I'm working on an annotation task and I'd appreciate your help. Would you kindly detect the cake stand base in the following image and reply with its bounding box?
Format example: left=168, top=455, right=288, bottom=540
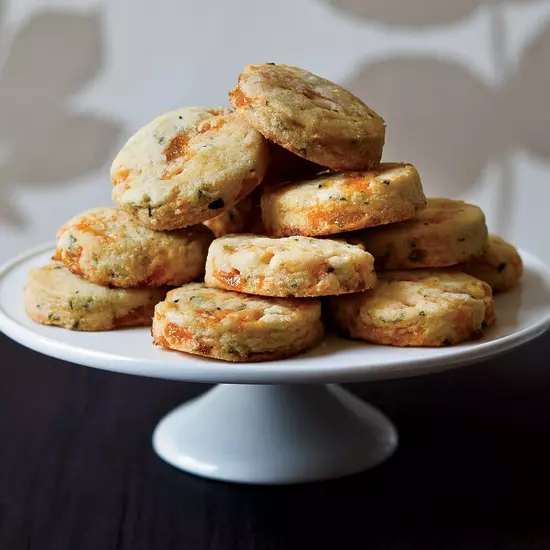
left=152, top=384, right=398, bottom=484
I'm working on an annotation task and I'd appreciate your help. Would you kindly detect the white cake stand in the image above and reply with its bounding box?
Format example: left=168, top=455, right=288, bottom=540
left=1, top=244, right=550, bottom=484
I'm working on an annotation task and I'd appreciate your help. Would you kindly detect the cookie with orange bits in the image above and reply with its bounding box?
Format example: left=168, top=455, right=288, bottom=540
left=203, top=189, right=265, bottom=237
left=204, top=234, right=376, bottom=297
left=261, top=163, right=426, bottom=237
left=55, top=207, right=213, bottom=287
left=354, top=198, right=488, bottom=269
left=460, top=234, right=523, bottom=293
left=229, top=64, right=385, bottom=171
left=152, top=283, right=324, bottom=362
left=25, top=262, right=165, bottom=331
left=111, top=107, right=269, bottom=230
left=328, top=270, right=495, bottom=347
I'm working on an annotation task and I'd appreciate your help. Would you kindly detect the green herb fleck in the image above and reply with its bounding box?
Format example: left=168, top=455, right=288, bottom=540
left=299, top=147, right=307, bottom=156
left=408, top=251, right=420, bottom=263
left=418, top=311, right=425, bottom=316
left=147, top=206, right=152, bottom=217
left=48, top=313, right=60, bottom=322
left=382, top=180, right=390, bottom=185
left=317, top=184, right=323, bottom=189
left=173, top=299, right=179, bottom=303
left=67, top=234, right=77, bottom=249
left=72, top=320, right=80, bottom=330
left=443, top=338, right=452, bottom=346
left=338, top=197, right=347, bottom=201
left=190, top=295, right=207, bottom=306
left=351, top=139, right=358, bottom=145
left=327, top=266, right=335, bottom=273
left=290, top=280, right=299, bottom=289
left=158, top=136, right=165, bottom=144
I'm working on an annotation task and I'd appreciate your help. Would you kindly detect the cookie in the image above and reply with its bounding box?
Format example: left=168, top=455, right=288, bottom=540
left=203, top=190, right=265, bottom=237
left=111, top=107, right=269, bottom=230
left=152, top=283, right=324, bottom=362
left=460, top=234, right=523, bottom=293
left=204, top=234, right=376, bottom=297
left=353, top=198, right=488, bottom=269
left=55, top=206, right=213, bottom=287
left=328, top=270, right=495, bottom=347
left=229, top=64, right=385, bottom=170
left=24, top=262, right=165, bottom=331
left=261, top=163, right=426, bottom=237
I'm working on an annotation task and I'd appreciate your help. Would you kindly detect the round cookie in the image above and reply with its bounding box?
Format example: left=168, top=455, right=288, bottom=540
left=261, top=163, right=426, bottom=237
left=460, top=234, right=523, bottom=293
left=203, top=190, right=265, bottom=237
left=111, top=107, right=269, bottom=230
left=354, top=198, right=488, bottom=269
left=152, top=283, right=324, bottom=362
left=24, top=262, right=165, bottom=331
left=328, top=270, right=495, bottom=347
left=55, top=206, right=213, bottom=287
left=229, top=64, right=386, bottom=171
left=204, top=234, right=376, bottom=297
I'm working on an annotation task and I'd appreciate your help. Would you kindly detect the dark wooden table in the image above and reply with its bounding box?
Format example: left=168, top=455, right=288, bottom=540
left=1, top=330, right=550, bottom=550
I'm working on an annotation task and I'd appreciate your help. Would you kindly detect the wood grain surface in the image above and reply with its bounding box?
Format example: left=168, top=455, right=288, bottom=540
left=1, top=331, right=550, bottom=550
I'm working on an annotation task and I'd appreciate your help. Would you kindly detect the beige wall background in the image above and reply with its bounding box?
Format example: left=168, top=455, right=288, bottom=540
left=0, top=0, right=549, bottom=261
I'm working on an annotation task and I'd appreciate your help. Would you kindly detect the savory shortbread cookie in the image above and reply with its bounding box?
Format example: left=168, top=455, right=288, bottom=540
left=55, top=207, right=213, bottom=287
left=460, top=234, right=523, bottom=293
left=203, top=189, right=265, bottom=237
left=354, top=198, right=488, bottom=269
left=24, top=262, right=165, bottom=331
left=152, top=283, right=324, bottom=362
left=204, top=234, right=376, bottom=297
left=328, top=270, right=495, bottom=347
left=229, top=64, right=386, bottom=170
left=111, top=107, right=269, bottom=230
left=261, top=163, right=426, bottom=237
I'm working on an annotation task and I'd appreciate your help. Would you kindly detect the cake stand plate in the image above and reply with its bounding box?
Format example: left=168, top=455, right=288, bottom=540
left=1, top=244, right=549, bottom=484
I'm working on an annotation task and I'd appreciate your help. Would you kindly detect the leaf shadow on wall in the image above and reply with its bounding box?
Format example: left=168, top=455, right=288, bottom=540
left=346, top=57, right=497, bottom=197
left=0, top=9, right=121, bottom=226
left=346, top=21, right=550, bottom=201
left=324, top=0, right=535, bottom=27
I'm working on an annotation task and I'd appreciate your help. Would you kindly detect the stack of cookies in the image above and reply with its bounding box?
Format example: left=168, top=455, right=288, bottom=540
left=25, top=63, right=524, bottom=362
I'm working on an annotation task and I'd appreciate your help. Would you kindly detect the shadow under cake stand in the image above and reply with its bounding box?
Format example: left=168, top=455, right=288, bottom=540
left=1, top=244, right=549, bottom=484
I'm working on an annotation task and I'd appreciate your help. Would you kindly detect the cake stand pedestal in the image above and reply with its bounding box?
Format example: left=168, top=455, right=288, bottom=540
left=153, top=383, right=397, bottom=484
